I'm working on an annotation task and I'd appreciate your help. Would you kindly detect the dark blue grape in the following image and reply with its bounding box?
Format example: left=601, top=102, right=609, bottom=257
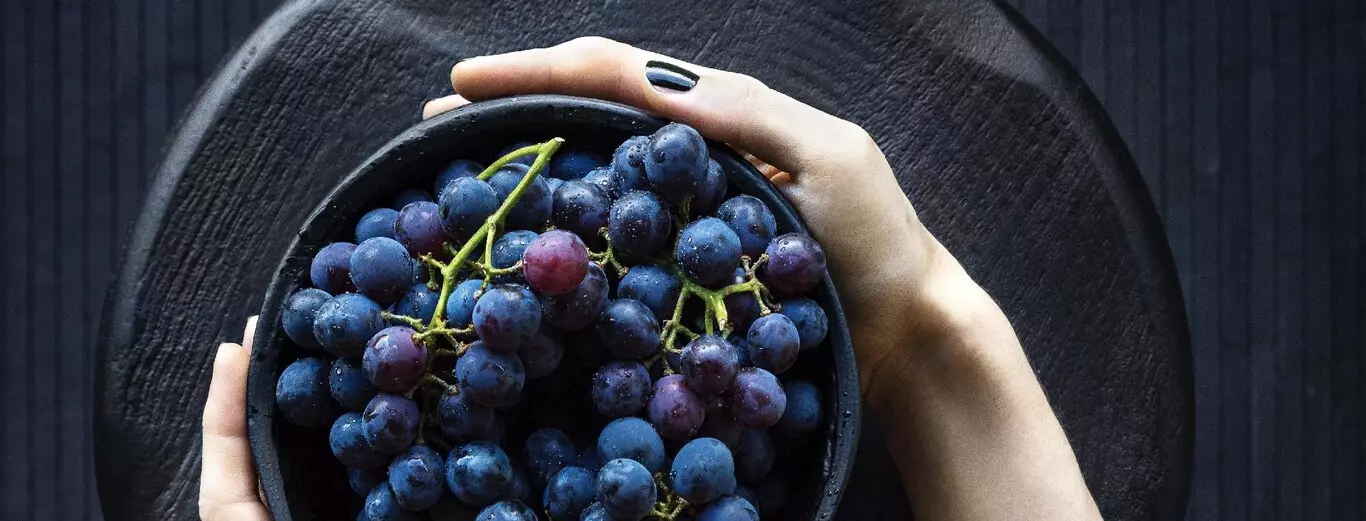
left=310, top=242, right=357, bottom=294
left=775, top=380, right=822, bottom=435
left=675, top=218, right=742, bottom=286
left=690, top=159, right=728, bottom=216
left=525, top=428, right=576, bottom=486
left=582, top=166, right=619, bottom=199
left=597, top=458, right=657, bottom=520
left=545, top=177, right=565, bottom=196
left=699, top=406, right=745, bottom=451
left=725, top=368, right=786, bottom=428
left=753, top=475, right=788, bottom=514
left=282, top=288, right=329, bottom=349
left=518, top=323, right=564, bottom=379
left=476, top=500, right=536, bottom=521
left=733, top=428, right=775, bottom=483
left=551, top=149, right=607, bottom=179
left=352, top=237, right=416, bottom=305
left=745, top=314, right=800, bottom=374
left=716, top=195, right=777, bottom=259
left=543, top=466, right=595, bottom=521
left=357, top=208, right=400, bottom=243
left=616, top=265, right=681, bottom=320
left=473, top=285, right=542, bottom=350
left=275, top=357, right=338, bottom=427
left=437, top=159, right=484, bottom=195
left=522, top=230, right=589, bottom=296
left=393, top=189, right=433, bottom=210
left=540, top=262, right=608, bottom=331
left=680, top=335, right=741, bottom=396
left=778, top=297, right=828, bottom=350
left=362, top=326, right=426, bottom=392
left=608, top=191, right=671, bottom=258
left=698, top=495, right=759, bottom=521
left=644, top=123, right=708, bottom=199
left=456, top=341, right=526, bottom=408
left=438, top=176, right=500, bottom=242
left=391, top=283, right=439, bottom=323
left=596, top=417, right=666, bottom=473
left=551, top=180, right=611, bottom=248
left=670, top=437, right=737, bottom=504
left=497, top=141, right=536, bottom=166
left=591, top=361, right=651, bottom=417
left=761, top=233, right=826, bottom=295
left=349, top=467, right=386, bottom=497
left=445, top=279, right=485, bottom=328
left=491, top=230, right=538, bottom=284
left=437, top=391, right=495, bottom=443
left=580, top=502, right=610, bottom=521
left=331, top=357, right=380, bottom=411
left=395, top=201, right=449, bottom=257
left=610, top=135, right=649, bottom=194
left=722, top=269, right=759, bottom=331
left=489, top=165, right=553, bottom=230
left=313, top=293, right=385, bottom=358
left=388, top=445, right=446, bottom=510
left=647, top=374, right=705, bottom=441
left=330, top=412, right=389, bottom=470
left=365, top=483, right=420, bottom=521
left=446, top=441, right=515, bottom=507
left=361, top=393, right=419, bottom=454
left=597, top=299, right=661, bottom=360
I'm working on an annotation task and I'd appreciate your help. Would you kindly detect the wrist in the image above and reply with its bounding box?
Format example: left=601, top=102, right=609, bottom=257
left=856, top=240, right=1021, bottom=415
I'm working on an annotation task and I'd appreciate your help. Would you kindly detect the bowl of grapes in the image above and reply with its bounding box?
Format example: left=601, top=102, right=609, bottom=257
left=247, top=94, right=860, bottom=521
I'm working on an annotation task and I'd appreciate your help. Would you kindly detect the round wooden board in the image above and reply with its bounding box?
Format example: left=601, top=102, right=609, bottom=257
left=95, top=0, right=1192, bottom=519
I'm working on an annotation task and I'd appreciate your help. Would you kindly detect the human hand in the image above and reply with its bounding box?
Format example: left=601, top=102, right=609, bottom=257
left=199, top=316, right=271, bottom=521
left=424, top=39, right=1100, bottom=521
left=422, top=37, right=985, bottom=401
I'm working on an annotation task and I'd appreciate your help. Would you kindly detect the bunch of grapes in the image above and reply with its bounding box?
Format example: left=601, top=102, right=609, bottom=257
left=275, top=123, right=831, bottom=521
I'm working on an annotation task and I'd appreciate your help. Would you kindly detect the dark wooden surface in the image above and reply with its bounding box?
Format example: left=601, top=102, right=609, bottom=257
left=91, top=0, right=1190, bottom=520
left=0, top=0, right=1359, bottom=521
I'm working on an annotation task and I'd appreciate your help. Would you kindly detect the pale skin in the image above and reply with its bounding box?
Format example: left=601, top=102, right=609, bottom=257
left=200, top=37, right=1102, bottom=521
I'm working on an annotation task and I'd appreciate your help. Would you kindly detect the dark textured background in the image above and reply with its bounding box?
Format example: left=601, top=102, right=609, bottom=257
left=0, top=0, right=1360, bottom=520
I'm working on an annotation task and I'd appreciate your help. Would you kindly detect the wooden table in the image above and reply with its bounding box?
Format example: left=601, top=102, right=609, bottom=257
left=94, top=0, right=1192, bottom=519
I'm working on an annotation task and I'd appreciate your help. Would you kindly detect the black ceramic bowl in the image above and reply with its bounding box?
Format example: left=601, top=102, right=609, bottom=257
left=247, top=95, right=860, bottom=521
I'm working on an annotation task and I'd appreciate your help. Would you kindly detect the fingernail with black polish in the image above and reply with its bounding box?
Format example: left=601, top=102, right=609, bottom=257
left=646, top=60, right=699, bottom=92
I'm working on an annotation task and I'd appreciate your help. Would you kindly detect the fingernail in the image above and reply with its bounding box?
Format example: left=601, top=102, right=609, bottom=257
left=645, top=60, right=699, bottom=92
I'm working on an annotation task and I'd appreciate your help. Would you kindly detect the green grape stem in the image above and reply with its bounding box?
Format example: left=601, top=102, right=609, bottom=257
left=648, top=473, right=690, bottom=520
left=475, top=143, right=544, bottom=181
left=398, top=137, right=563, bottom=409
left=588, top=228, right=628, bottom=276
left=422, top=374, right=459, bottom=395
left=381, top=311, right=428, bottom=330
left=425, top=138, right=563, bottom=333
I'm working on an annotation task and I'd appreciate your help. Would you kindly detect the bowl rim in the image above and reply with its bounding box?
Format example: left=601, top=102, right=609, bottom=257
left=247, top=94, right=861, bottom=520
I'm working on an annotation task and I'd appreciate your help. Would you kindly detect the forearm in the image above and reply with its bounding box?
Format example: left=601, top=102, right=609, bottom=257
left=857, top=244, right=1102, bottom=521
